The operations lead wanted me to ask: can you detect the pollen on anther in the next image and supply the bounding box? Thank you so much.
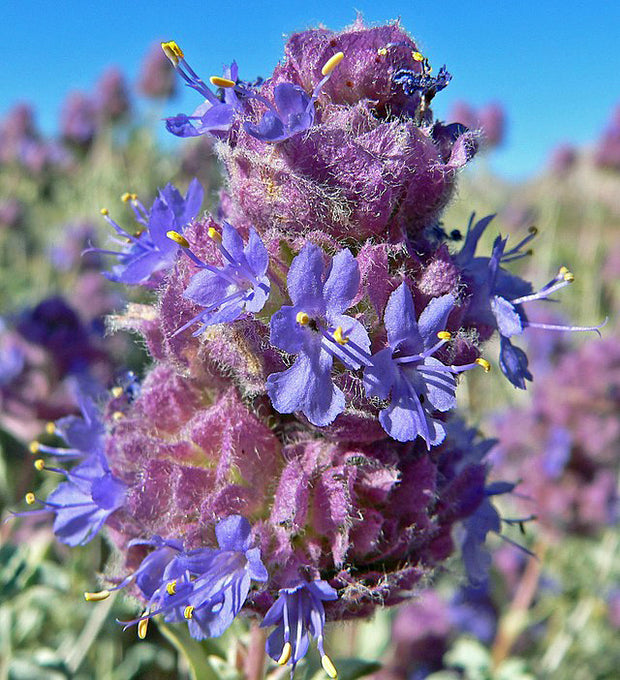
[321,51,344,76]
[45,421,56,435]
[296,311,310,326]
[84,589,111,602]
[111,386,123,398]
[210,76,236,88]
[437,331,452,340]
[29,441,40,454]
[377,47,388,56]
[277,642,292,665]
[112,411,125,422]
[161,41,184,66]
[184,605,195,619]
[166,230,190,248]
[166,580,177,595]
[475,357,491,372]
[321,654,338,679]
[100,208,109,216]
[207,227,222,244]
[121,192,133,203]
[34,459,45,471]
[333,326,349,345]
[138,618,149,639]
[412,51,425,62]
[25,492,36,505]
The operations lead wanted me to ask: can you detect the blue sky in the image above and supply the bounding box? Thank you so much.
[3,1,617,179]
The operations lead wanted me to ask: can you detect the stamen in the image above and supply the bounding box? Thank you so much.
[112,411,125,421]
[166,580,177,595]
[277,641,292,665]
[29,441,40,454]
[166,230,190,248]
[377,47,388,56]
[184,605,195,619]
[207,226,222,244]
[121,192,132,203]
[321,654,338,679]
[559,266,574,282]
[45,422,56,435]
[161,41,184,67]
[321,52,344,76]
[333,326,349,345]
[437,331,452,340]
[111,386,124,398]
[34,459,45,471]
[84,589,111,602]
[25,492,36,505]
[100,208,109,216]
[475,358,491,372]
[296,311,310,326]
[412,51,425,62]
[210,75,236,88]
[137,617,149,640]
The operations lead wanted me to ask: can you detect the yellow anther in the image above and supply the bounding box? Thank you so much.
[277,642,292,665]
[112,411,125,421]
[321,51,344,76]
[296,311,310,326]
[321,654,338,679]
[166,580,177,595]
[208,226,222,244]
[210,76,236,88]
[333,326,349,345]
[121,192,133,203]
[45,421,56,435]
[166,230,190,248]
[34,459,45,471]
[138,618,149,639]
[29,441,40,454]
[25,492,36,505]
[559,266,574,282]
[412,51,425,62]
[184,605,195,619]
[377,47,388,56]
[437,331,452,341]
[84,589,111,602]
[475,357,491,373]
[111,386,123,398]
[161,41,184,66]
[100,208,109,216]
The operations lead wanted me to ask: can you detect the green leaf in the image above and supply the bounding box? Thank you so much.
[157,621,225,680]
[308,658,381,680]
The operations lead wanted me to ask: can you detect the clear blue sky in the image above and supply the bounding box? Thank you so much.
[3,1,617,179]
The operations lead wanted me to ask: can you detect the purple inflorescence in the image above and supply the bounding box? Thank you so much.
[12,19,600,675]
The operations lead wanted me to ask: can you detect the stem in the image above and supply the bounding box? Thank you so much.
[491,540,547,669]
[244,621,267,680]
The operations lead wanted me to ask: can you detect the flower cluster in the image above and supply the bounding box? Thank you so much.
[10,18,600,677]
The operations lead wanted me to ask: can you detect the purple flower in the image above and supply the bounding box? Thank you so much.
[32,390,105,459]
[162,41,241,138]
[243,52,344,143]
[363,285,481,447]
[173,222,270,335]
[17,391,126,546]
[38,453,127,546]
[460,480,532,585]
[92,179,203,285]
[90,516,267,641]
[266,244,371,427]
[262,580,339,677]
[458,216,603,388]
